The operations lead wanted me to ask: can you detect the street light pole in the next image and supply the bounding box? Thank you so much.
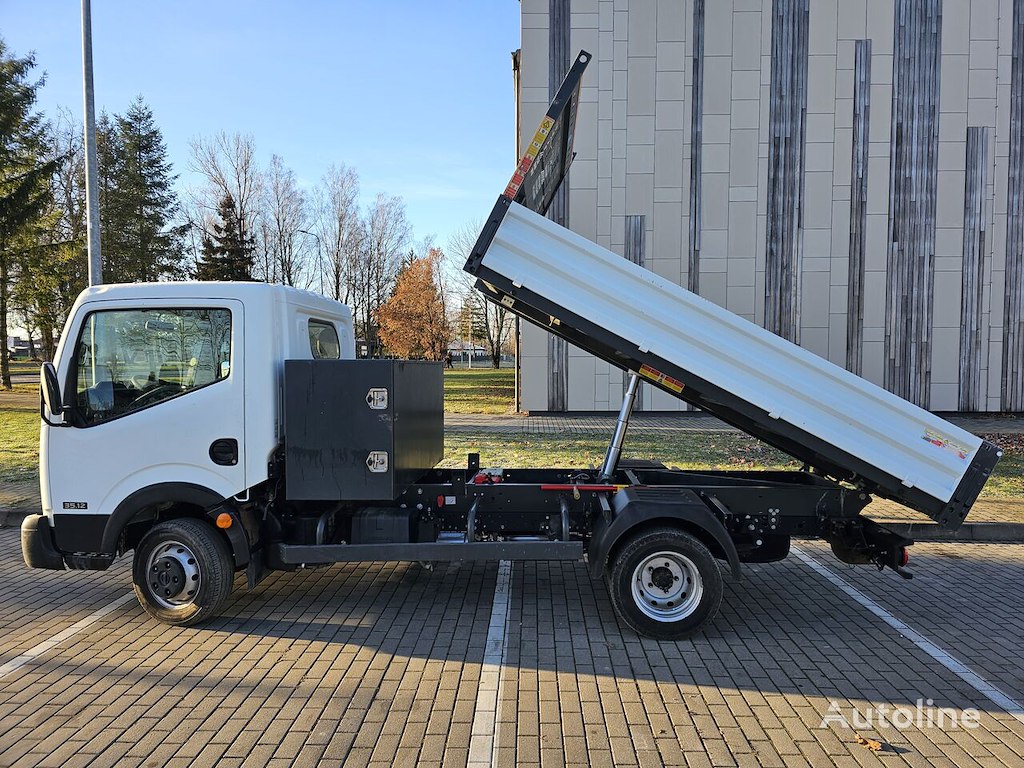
[82,0,102,286]
[464,298,472,369]
[297,229,325,296]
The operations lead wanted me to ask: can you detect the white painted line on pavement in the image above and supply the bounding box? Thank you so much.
[468,560,512,767]
[792,545,1024,725]
[0,591,136,683]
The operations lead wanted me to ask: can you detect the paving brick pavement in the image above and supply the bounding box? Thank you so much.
[1,525,1022,767]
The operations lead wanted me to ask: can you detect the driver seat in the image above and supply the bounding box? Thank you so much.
[158,362,184,388]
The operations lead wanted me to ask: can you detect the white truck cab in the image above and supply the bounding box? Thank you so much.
[30,282,352,571]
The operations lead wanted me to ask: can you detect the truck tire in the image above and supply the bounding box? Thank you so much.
[605,527,723,640]
[132,518,233,626]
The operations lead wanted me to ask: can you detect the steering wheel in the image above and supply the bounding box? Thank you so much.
[130,383,182,409]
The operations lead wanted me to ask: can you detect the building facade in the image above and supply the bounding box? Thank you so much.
[516,0,1024,413]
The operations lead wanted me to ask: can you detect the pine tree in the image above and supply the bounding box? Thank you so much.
[197,193,254,281]
[98,98,185,282]
[96,111,122,273]
[0,39,57,388]
[116,97,185,280]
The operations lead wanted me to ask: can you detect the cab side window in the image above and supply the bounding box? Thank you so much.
[308,319,340,359]
[72,308,231,426]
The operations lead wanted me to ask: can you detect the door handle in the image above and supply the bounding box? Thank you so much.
[209,438,239,466]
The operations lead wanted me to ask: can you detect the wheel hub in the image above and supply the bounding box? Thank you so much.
[146,541,201,609]
[650,565,675,592]
[151,557,186,595]
[631,551,704,623]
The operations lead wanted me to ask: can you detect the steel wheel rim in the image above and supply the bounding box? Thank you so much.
[630,550,703,622]
[146,540,201,610]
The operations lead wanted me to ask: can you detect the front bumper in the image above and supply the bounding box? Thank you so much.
[21,514,65,570]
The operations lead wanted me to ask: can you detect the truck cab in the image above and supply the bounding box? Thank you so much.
[27,282,353,572]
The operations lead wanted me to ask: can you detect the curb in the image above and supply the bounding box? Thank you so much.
[871,520,1024,543]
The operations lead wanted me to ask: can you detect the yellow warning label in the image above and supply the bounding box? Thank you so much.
[639,364,684,393]
[504,116,556,199]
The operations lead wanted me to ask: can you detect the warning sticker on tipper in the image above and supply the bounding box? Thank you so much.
[639,364,684,393]
[921,429,972,461]
[503,116,555,199]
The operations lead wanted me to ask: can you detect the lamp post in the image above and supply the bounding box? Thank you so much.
[463,297,473,369]
[82,0,102,286]
[297,229,325,296]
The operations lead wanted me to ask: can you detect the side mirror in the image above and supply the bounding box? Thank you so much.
[40,362,64,417]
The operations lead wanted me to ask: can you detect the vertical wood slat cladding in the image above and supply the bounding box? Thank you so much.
[884,0,942,409]
[764,0,810,344]
[687,0,705,295]
[623,216,646,409]
[847,39,872,377]
[960,127,991,412]
[1005,0,1024,411]
[547,0,570,411]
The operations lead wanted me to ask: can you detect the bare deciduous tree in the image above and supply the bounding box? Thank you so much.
[448,221,514,368]
[312,164,362,301]
[256,154,310,287]
[183,136,422,350]
[355,193,410,349]
[189,131,262,260]
[179,196,210,277]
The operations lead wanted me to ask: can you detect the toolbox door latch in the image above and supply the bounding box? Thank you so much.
[366,451,389,473]
[366,388,389,409]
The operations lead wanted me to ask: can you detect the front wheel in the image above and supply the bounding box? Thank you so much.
[605,527,724,640]
[132,518,234,626]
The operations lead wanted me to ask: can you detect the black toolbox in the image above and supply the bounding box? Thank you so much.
[284,359,443,501]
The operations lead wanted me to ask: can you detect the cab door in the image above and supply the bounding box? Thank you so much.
[43,300,246,552]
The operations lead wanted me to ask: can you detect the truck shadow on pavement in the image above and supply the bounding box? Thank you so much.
[180,549,1024,716]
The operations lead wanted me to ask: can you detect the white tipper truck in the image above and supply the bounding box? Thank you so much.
[22,52,1001,639]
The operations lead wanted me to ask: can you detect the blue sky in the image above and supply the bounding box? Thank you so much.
[3,0,522,249]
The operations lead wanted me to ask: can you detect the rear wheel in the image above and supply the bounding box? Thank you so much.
[606,527,723,640]
[132,518,233,626]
